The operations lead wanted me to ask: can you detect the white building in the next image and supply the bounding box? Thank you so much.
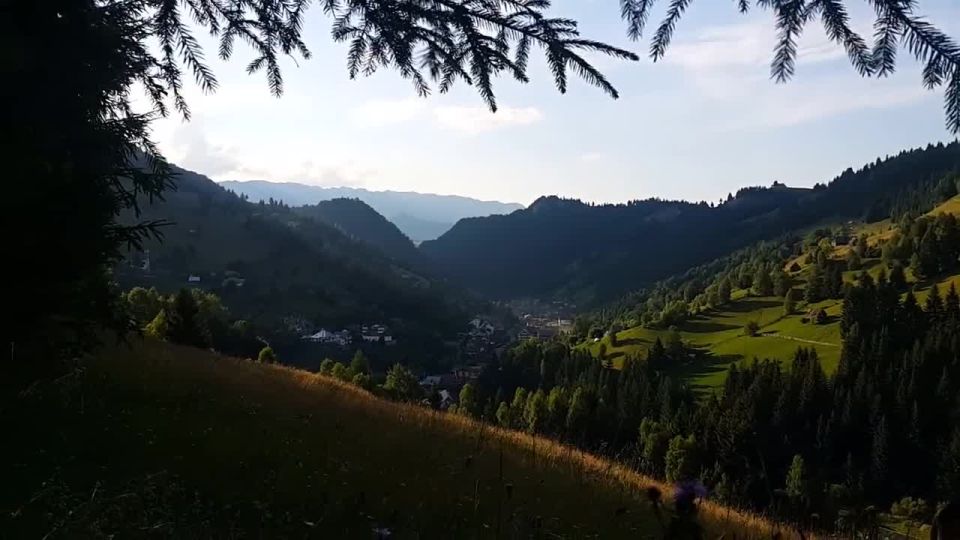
[302,329,351,347]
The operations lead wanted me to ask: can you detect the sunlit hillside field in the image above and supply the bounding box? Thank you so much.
[1,339,795,538]
[585,293,842,389]
[590,196,960,390]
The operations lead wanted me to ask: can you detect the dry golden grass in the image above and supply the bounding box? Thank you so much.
[3,339,810,538]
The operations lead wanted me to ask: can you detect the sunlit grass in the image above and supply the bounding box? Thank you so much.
[584,293,842,389]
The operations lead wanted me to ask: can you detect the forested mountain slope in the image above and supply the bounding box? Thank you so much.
[294,198,426,270]
[422,142,960,303]
[118,165,471,342]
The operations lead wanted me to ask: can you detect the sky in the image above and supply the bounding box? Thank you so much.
[147,0,960,206]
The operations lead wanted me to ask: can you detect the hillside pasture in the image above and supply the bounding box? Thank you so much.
[1,339,796,538]
[587,294,842,390]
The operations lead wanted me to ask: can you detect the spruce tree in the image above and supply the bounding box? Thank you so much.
[168,289,207,347]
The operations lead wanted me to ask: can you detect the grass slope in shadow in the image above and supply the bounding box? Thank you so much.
[2,339,803,538]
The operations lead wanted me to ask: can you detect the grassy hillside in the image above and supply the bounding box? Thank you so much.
[586,291,842,389]
[593,194,960,391]
[1,340,794,538]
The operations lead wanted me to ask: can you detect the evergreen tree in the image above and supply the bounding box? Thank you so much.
[495,401,511,428]
[753,267,774,296]
[805,263,825,303]
[144,308,170,340]
[509,388,529,430]
[826,264,844,299]
[168,289,207,347]
[384,364,421,401]
[330,362,350,381]
[319,358,335,375]
[846,250,862,271]
[773,269,791,298]
[639,418,671,475]
[718,278,732,305]
[458,383,480,418]
[785,454,808,508]
[926,284,944,318]
[546,386,570,434]
[889,262,908,289]
[523,389,548,433]
[566,387,591,440]
[258,346,277,364]
[870,416,889,491]
[349,349,370,375]
[665,434,698,483]
[947,284,960,318]
[938,428,960,499]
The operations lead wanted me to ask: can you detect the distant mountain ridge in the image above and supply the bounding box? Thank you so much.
[118,165,481,357]
[219,180,524,243]
[294,198,427,270]
[422,142,960,303]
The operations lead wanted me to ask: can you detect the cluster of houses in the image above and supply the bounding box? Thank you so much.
[460,316,507,365]
[508,299,577,342]
[300,323,395,348]
[517,315,574,341]
[418,364,483,411]
[360,324,394,344]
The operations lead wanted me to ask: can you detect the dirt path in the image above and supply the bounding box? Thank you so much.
[767,333,839,347]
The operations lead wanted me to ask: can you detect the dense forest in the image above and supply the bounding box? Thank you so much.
[293,198,428,271]
[459,273,960,535]
[422,142,960,303]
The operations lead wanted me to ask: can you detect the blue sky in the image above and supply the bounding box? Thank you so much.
[147,0,960,206]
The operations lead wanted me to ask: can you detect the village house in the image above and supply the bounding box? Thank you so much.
[453,365,483,383]
[360,324,394,344]
[468,317,495,337]
[418,373,458,392]
[301,328,352,347]
[437,390,456,410]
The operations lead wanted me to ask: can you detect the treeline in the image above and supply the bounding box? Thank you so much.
[462,273,960,532]
[579,237,808,335]
[122,287,262,358]
[882,211,960,281]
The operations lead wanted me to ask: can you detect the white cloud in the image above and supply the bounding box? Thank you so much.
[665,21,846,73]
[349,97,428,127]
[656,18,934,131]
[433,105,543,134]
[158,116,239,176]
[755,84,928,129]
[579,151,607,163]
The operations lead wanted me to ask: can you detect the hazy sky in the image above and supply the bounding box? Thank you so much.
[147,0,960,206]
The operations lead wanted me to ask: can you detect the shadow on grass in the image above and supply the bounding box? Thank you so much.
[682,320,739,333]
[664,350,744,393]
[723,299,782,313]
[613,337,651,347]
[601,350,626,362]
